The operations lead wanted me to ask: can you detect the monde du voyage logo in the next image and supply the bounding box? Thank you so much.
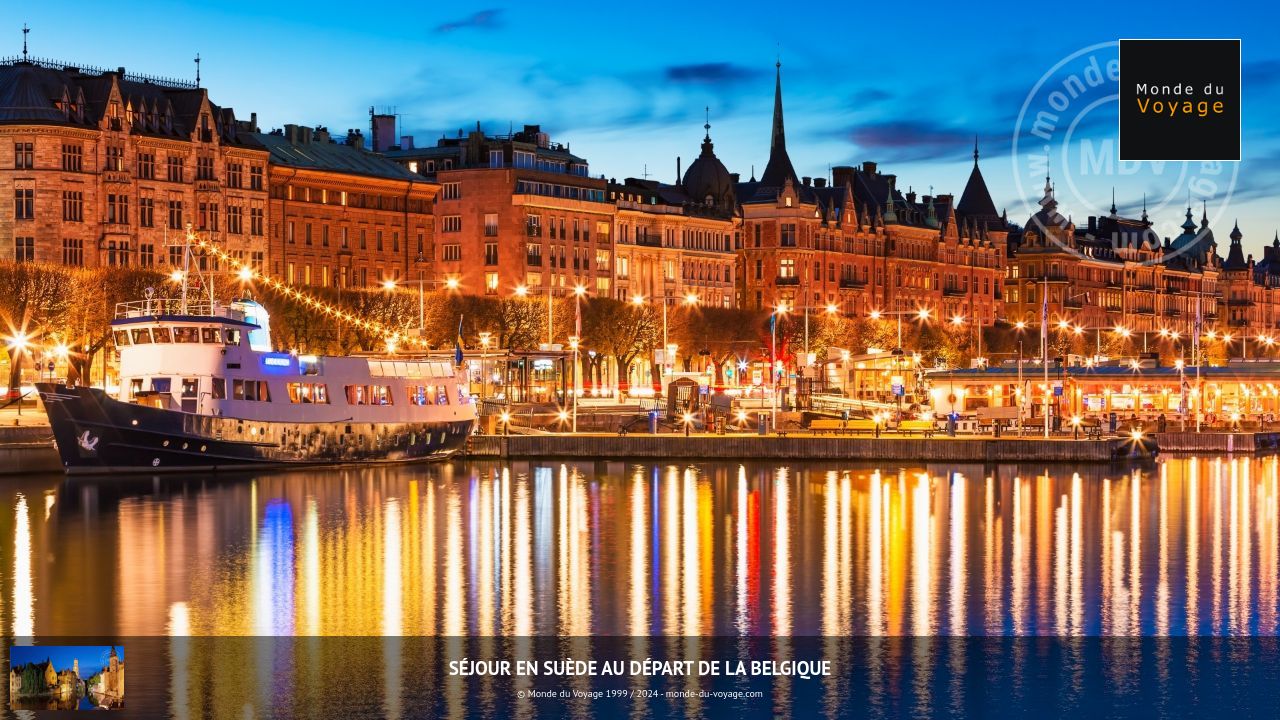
[1119,39,1241,161]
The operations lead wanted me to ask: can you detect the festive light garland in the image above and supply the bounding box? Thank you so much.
[192,239,433,350]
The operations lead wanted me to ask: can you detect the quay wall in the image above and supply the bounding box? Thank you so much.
[466,435,1133,463]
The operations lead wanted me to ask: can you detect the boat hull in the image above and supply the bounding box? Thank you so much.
[37,384,474,475]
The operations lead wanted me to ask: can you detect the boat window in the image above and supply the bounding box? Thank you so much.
[128,378,143,399]
[345,384,393,405]
[232,379,271,402]
[436,385,449,405]
[113,330,130,347]
[131,328,153,344]
[174,327,199,343]
[407,385,430,406]
[152,377,172,393]
[181,378,199,398]
[287,382,329,404]
[224,329,241,346]
[299,356,319,376]
[152,327,173,343]
[212,378,226,399]
[201,327,221,343]
[457,386,470,405]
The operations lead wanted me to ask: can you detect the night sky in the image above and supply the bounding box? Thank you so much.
[13,1,1280,253]
[9,645,121,676]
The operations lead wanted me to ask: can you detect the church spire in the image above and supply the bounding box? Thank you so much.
[1109,188,1117,217]
[957,136,999,222]
[759,60,798,188]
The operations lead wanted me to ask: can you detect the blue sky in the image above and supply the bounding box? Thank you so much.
[15,1,1280,254]
[10,645,120,676]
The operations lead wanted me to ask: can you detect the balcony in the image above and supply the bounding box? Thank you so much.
[103,170,130,184]
[776,275,800,286]
[1164,308,1181,317]
[196,180,220,193]
[1135,307,1155,315]
[526,256,542,267]
[526,225,542,237]
[942,287,966,297]
[636,236,662,248]
[1228,298,1254,307]
[838,277,866,289]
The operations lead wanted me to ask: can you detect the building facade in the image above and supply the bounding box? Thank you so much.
[0,58,269,269]
[251,124,437,290]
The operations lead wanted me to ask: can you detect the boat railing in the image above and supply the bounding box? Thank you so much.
[115,299,245,321]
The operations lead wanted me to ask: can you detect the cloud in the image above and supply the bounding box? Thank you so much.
[1245,60,1280,90]
[848,120,987,162]
[664,63,762,85]
[849,88,891,106]
[435,9,503,33]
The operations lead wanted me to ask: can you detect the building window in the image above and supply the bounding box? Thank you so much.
[104,144,124,172]
[14,188,33,220]
[781,223,797,247]
[484,213,498,237]
[287,221,295,244]
[485,272,498,294]
[137,153,155,180]
[342,227,350,249]
[443,244,461,262]
[595,249,610,270]
[168,200,184,229]
[227,206,243,234]
[14,237,34,262]
[376,230,384,251]
[442,182,461,200]
[107,193,129,224]
[322,225,329,247]
[227,163,242,188]
[755,259,763,280]
[60,143,83,172]
[250,206,264,236]
[489,150,503,168]
[166,155,184,182]
[527,243,542,266]
[62,238,84,266]
[169,246,183,266]
[14,142,33,169]
[615,255,628,279]
[305,223,313,246]
[139,243,155,266]
[61,191,84,222]
[442,216,462,233]
[484,242,498,265]
[196,154,214,181]
[106,240,130,267]
[779,258,795,278]
[249,165,264,190]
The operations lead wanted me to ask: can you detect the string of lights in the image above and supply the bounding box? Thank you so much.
[191,239,431,351]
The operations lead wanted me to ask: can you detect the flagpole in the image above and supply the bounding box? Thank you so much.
[1043,275,1049,439]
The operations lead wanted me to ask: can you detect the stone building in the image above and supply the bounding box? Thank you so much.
[249,124,437,290]
[0,56,269,269]
[385,124,612,299]
[735,63,1008,330]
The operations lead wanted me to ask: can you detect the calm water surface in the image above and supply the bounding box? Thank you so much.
[4,457,1280,718]
[8,457,1278,637]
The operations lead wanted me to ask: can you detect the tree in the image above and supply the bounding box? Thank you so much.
[0,263,74,392]
[581,297,658,391]
[669,305,767,385]
[62,267,168,385]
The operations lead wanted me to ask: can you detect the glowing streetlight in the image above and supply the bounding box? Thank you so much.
[514,285,529,298]
[685,292,699,305]
[169,270,185,283]
[382,279,397,291]
[951,314,966,327]
[1014,320,1027,331]
[237,266,254,282]
[631,294,645,306]
[445,277,460,291]
[916,308,931,321]
[6,332,30,351]
[869,310,883,321]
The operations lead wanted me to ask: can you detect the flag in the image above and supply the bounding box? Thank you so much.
[454,316,464,366]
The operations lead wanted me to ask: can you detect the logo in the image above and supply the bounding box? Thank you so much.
[76,430,99,453]
[1119,39,1241,161]
[1012,41,1239,267]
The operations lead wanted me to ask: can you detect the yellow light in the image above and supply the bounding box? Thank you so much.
[169,270,185,283]
[1015,320,1027,330]
[573,285,587,297]
[1057,320,1071,330]
[1070,415,1082,426]
[1115,326,1131,338]
[631,294,645,306]
[1130,429,1144,441]
[515,285,529,297]
[382,279,397,290]
[500,411,511,424]
[736,410,748,422]
[869,310,882,320]
[385,336,398,353]
[951,315,965,326]
[825,303,838,314]
[776,303,789,314]
[916,308,931,320]
[445,277,460,290]
[52,343,69,358]
[6,332,29,351]
[557,409,569,422]
[1073,325,1083,335]
[238,267,254,282]
[682,412,694,425]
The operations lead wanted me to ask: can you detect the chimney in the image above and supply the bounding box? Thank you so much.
[676,156,681,185]
[906,189,917,204]
[862,161,878,175]
[814,178,827,188]
[250,112,258,132]
[313,126,330,143]
[1088,216,1097,233]
[283,123,300,143]
[802,176,811,187]
[117,66,126,75]
[832,166,854,188]
[400,135,414,150]
[371,112,396,153]
[730,173,740,183]
[346,128,364,148]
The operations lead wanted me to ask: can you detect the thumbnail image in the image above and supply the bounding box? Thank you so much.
[9,645,124,711]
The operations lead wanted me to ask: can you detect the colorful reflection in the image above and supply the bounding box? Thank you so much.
[2,457,1280,639]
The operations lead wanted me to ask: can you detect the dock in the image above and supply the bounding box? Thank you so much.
[1157,431,1280,453]
[466,434,1144,463]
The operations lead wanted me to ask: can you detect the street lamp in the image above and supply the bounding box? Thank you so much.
[237,266,254,282]
[569,334,580,433]
[771,302,789,419]
[382,279,397,291]
[478,331,492,405]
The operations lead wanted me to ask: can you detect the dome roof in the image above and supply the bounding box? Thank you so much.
[682,126,734,210]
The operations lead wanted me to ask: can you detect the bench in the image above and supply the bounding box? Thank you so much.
[897,420,936,437]
[807,418,880,435]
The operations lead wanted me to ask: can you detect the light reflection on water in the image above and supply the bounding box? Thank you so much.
[3,456,1280,639]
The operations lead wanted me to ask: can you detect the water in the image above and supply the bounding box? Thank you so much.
[3,457,1280,718]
